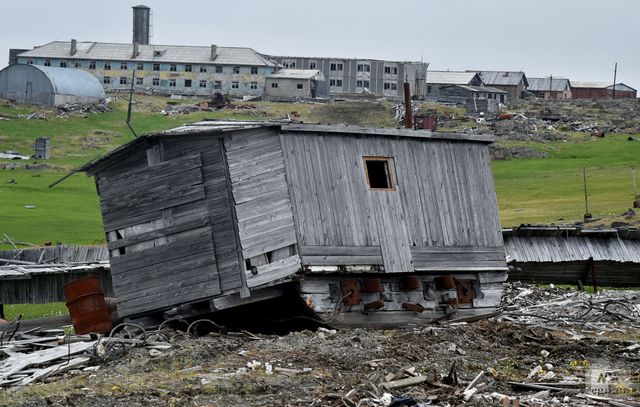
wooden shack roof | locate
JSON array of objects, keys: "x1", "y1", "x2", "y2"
[{"x1": 78, "y1": 121, "x2": 496, "y2": 175}]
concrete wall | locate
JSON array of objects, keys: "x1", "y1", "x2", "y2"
[
  {"x1": 18, "y1": 57, "x2": 277, "y2": 97},
  {"x1": 264, "y1": 78, "x2": 311, "y2": 99},
  {"x1": 269, "y1": 56, "x2": 427, "y2": 99}
]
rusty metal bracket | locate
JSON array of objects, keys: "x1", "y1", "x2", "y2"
[
  {"x1": 361, "y1": 278, "x2": 382, "y2": 293},
  {"x1": 402, "y1": 302, "x2": 425, "y2": 313},
  {"x1": 399, "y1": 275, "x2": 420, "y2": 290},
  {"x1": 340, "y1": 279, "x2": 361, "y2": 306},
  {"x1": 363, "y1": 300, "x2": 385, "y2": 311},
  {"x1": 456, "y1": 279, "x2": 474, "y2": 304}
]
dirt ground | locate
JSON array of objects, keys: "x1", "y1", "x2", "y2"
[{"x1": 2, "y1": 285, "x2": 639, "y2": 407}]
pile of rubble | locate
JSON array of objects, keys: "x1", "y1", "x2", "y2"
[
  {"x1": 2, "y1": 284, "x2": 640, "y2": 406},
  {"x1": 497, "y1": 282, "x2": 640, "y2": 334},
  {"x1": 56, "y1": 100, "x2": 112, "y2": 117}
]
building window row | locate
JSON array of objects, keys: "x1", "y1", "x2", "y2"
[
  {"x1": 357, "y1": 64, "x2": 370, "y2": 72},
  {"x1": 101, "y1": 77, "x2": 258, "y2": 89},
  {"x1": 384, "y1": 66, "x2": 398, "y2": 75},
  {"x1": 329, "y1": 79, "x2": 343, "y2": 87},
  {"x1": 384, "y1": 82, "x2": 398, "y2": 90},
  {"x1": 356, "y1": 80, "x2": 370, "y2": 88},
  {"x1": 330, "y1": 62, "x2": 343, "y2": 71},
  {"x1": 26, "y1": 58, "x2": 263, "y2": 75}
]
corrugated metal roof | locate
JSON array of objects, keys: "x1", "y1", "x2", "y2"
[
  {"x1": 19, "y1": 41, "x2": 277, "y2": 66},
  {"x1": 266, "y1": 69, "x2": 324, "y2": 80},
  {"x1": 3, "y1": 64, "x2": 105, "y2": 98},
  {"x1": 445, "y1": 84, "x2": 507, "y2": 94},
  {"x1": 503, "y1": 226, "x2": 640, "y2": 263},
  {"x1": 427, "y1": 71, "x2": 479, "y2": 85},
  {"x1": 78, "y1": 122, "x2": 496, "y2": 174},
  {"x1": 527, "y1": 77, "x2": 571, "y2": 92},
  {"x1": 571, "y1": 81, "x2": 611, "y2": 89},
  {"x1": 473, "y1": 71, "x2": 528, "y2": 87}
]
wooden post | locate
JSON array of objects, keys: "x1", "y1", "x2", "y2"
[{"x1": 589, "y1": 257, "x2": 598, "y2": 293}]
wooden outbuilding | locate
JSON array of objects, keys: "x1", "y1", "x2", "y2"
[{"x1": 78, "y1": 121, "x2": 508, "y2": 326}]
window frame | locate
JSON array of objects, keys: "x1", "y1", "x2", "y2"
[
  {"x1": 152, "y1": 77, "x2": 160, "y2": 86},
  {"x1": 169, "y1": 64, "x2": 177, "y2": 72},
  {"x1": 184, "y1": 64, "x2": 192, "y2": 72},
  {"x1": 152, "y1": 63, "x2": 160, "y2": 71},
  {"x1": 363, "y1": 156, "x2": 396, "y2": 191},
  {"x1": 137, "y1": 62, "x2": 144, "y2": 70},
  {"x1": 199, "y1": 80, "x2": 207, "y2": 88},
  {"x1": 250, "y1": 66, "x2": 258, "y2": 74}
]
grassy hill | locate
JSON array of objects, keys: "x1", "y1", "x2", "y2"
[{"x1": 0, "y1": 96, "x2": 638, "y2": 248}]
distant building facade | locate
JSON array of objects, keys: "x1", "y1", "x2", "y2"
[
  {"x1": 264, "y1": 69, "x2": 328, "y2": 101},
  {"x1": 527, "y1": 77, "x2": 572, "y2": 99},
  {"x1": 571, "y1": 82, "x2": 637, "y2": 99},
  {"x1": 471, "y1": 71, "x2": 529, "y2": 100},
  {"x1": 268, "y1": 56, "x2": 427, "y2": 99},
  {"x1": 17, "y1": 41, "x2": 278, "y2": 97}
]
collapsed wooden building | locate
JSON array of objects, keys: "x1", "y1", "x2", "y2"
[
  {"x1": 78, "y1": 121, "x2": 508, "y2": 326},
  {"x1": 504, "y1": 226, "x2": 640, "y2": 288}
]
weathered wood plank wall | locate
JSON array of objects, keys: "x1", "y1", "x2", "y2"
[
  {"x1": 94, "y1": 139, "x2": 228, "y2": 317},
  {"x1": 224, "y1": 128, "x2": 300, "y2": 284},
  {"x1": 280, "y1": 131, "x2": 504, "y2": 272}
]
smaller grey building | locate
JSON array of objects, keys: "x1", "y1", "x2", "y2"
[
  {"x1": 264, "y1": 69, "x2": 327, "y2": 101},
  {"x1": 0, "y1": 64, "x2": 105, "y2": 106}
]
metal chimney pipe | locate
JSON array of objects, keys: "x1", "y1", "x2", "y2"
[
  {"x1": 210, "y1": 45, "x2": 217, "y2": 61},
  {"x1": 70, "y1": 39, "x2": 77, "y2": 56},
  {"x1": 404, "y1": 82, "x2": 413, "y2": 129}
]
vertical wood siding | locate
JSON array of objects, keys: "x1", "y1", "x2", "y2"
[{"x1": 280, "y1": 132, "x2": 504, "y2": 272}]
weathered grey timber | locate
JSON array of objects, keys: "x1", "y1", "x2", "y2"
[
  {"x1": 78, "y1": 121, "x2": 507, "y2": 323},
  {"x1": 504, "y1": 226, "x2": 640, "y2": 287},
  {"x1": 0, "y1": 245, "x2": 111, "y2": 304}
]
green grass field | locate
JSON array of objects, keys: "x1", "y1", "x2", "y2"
[
  {"x1": 1, "y1": 96, "x2": 639, "y2": 248},
  {"x1": 494, "y1": 136, "x2": 639, "y2": 225}
]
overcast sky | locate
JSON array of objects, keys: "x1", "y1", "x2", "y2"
[{"x1": 2, "y1": 0, "x2": 638, "y2": 90}]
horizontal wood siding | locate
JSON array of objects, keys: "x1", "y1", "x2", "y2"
[
  {"x1": 96, "y1": 149, "x2": 224, "y2": 317},
  {"x1": 280, "y1": 132, "x2": 504, "y2": 272},
  {"x1": 161, "y1": 135, "x2": 244, "y2": 292},
  {"x1": 224, "y1": 128, "x2": 298, "y2": 283},
  {"x1": 411, "y1": 246, "x2": 508, "y2": 271},
  {"x1": 299, "y1": 245, "x2": 383, "y2": 266}
]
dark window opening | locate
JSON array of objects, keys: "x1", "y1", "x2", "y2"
[{"x1": 364, "y1": 157, "x2": 394, "y2": 190}]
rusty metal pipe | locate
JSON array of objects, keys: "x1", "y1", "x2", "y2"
[{"x1": 403, "y1": 82, "x2": 413, "y2": 129}]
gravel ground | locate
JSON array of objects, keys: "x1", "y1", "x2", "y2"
[{"x1": 2, "y1": 285, "x2": 639, "y2": 406}]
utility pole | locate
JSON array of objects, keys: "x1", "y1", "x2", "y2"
[
  {"x1": 612, "y1": 63, "x2": 617, "y2": 100},
  {"x1": 583, "y1": 167, "x2": 592, "y2": 221}
]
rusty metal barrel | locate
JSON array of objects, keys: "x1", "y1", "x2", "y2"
[{"x1": 64, "y1": 276, "x2": 112, "y2": 335}]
